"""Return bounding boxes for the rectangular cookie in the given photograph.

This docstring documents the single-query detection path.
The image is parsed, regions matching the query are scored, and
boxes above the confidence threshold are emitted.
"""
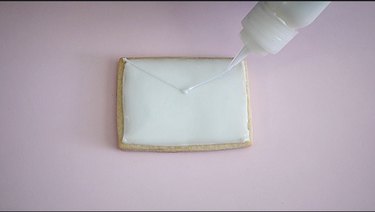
[117,57,253,152]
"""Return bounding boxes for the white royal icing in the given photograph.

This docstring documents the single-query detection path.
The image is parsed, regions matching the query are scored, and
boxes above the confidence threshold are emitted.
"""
[122,58,250,146]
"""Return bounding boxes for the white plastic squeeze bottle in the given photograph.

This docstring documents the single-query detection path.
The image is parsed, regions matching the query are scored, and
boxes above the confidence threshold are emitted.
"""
[182,1,331,94]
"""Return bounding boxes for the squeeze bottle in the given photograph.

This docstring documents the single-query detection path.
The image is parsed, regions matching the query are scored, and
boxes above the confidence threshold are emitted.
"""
[182,1,331,94]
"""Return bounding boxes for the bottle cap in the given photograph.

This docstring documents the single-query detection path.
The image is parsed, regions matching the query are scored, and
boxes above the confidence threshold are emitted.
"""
[240,2,298,55]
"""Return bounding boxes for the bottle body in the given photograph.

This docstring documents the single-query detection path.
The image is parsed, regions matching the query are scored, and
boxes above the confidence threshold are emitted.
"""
[240,1,330,55]
[182,1,331,93]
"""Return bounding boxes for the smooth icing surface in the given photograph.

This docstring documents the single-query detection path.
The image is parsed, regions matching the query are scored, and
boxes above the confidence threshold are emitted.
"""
[122,58,250,146]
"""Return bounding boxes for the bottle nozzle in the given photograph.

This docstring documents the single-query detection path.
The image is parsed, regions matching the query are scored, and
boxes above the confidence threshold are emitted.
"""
[181,46,250,94]
[227,46,250,71]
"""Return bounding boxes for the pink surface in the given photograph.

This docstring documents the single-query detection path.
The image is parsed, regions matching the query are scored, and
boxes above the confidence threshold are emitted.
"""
[1,2,375,210]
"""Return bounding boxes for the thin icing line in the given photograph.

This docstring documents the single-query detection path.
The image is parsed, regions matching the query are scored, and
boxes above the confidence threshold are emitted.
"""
[123,58,184,93]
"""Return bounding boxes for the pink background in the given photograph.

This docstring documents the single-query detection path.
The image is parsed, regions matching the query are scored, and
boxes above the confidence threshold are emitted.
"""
[1,2,375,210]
